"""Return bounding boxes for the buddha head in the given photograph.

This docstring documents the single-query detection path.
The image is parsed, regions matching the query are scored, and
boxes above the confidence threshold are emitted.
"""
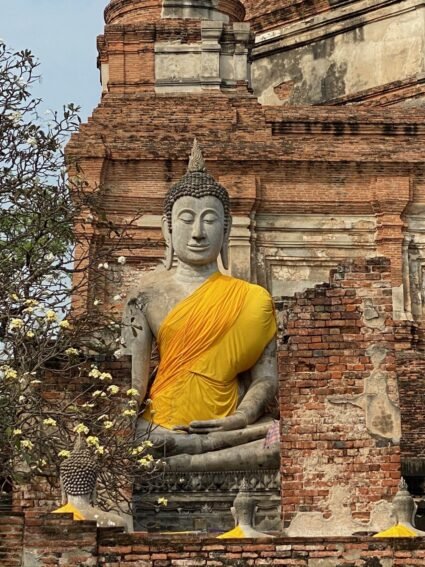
[163,140,232,270]
[60,441,98,500]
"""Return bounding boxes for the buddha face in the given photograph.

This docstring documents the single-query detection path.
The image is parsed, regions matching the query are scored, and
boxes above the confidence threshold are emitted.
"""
[170,195,226,266]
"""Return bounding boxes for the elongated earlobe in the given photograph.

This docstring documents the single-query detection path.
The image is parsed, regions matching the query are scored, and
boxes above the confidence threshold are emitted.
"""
[220,216,232,271]
[162,216,174,271]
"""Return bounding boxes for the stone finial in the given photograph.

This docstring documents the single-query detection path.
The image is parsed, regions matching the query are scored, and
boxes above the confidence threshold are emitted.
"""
[187,139,206,173]
[399,477,409,492]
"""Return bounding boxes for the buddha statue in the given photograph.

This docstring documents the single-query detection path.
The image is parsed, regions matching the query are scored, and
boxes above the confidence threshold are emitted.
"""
[53,441,128,530]
[122,140,279,472]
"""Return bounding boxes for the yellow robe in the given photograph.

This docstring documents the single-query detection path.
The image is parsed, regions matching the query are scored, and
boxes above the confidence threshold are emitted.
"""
[143,272,277,430]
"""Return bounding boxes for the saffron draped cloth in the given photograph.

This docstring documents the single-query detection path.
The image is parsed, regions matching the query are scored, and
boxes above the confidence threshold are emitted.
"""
[143,272,277,430]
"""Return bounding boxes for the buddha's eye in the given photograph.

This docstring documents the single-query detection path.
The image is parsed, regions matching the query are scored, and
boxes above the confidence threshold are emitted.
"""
[178,214,194,224]
[203,215,218,224]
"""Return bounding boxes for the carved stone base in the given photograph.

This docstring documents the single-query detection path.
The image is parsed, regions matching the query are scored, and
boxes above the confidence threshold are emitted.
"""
[133,469,280,533]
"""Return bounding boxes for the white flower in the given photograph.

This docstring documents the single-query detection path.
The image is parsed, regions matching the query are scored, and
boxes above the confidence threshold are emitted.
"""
[13,429,22,436]
[45,252,54,262]
[113,349,123,359]
[26,331,35,338]
[9,318,24,330]
[45,310,57,322]
[93,299,101,306]
[113,294,122,302]
[122,409,136,417]
[2,366,18,380]
[157,497,168,506]
[43,418,57,427]
[10,111,22,124]
[103,421,114,429]
[92,390,102,398]
[107,385,119,395]
[59,320,70,329]
[96,446,105,455]
[99,372,112,381]
[88,366,101,378]
[58,450,71,458]
[30,379,42,385]
[18,396,25,403]
[126,388,139,397]
[117,256,126,265]
[65,348,79,357]
[86,435,100,447]
[73,423,89,435]
[98,262,109,270]
[25,299,38,307]
[20,439,34,450]
[27,136,37,147]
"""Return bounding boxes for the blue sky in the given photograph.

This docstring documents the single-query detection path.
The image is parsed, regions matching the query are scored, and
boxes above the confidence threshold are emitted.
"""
[1,0,106,121]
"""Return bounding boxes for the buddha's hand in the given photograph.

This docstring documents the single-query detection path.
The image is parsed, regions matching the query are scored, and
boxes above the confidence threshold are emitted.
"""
[173,413,247,434]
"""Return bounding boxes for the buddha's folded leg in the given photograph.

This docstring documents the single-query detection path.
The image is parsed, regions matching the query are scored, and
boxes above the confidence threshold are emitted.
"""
[135,418,273,456]
[164,439,280,472]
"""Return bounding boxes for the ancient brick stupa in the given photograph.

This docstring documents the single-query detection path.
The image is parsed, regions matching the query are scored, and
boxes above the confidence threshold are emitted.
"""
[64,0,425,535]
[4,0,425,563]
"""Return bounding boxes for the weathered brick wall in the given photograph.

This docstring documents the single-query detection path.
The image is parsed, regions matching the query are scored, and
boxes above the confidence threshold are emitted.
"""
[397,351,425,462]
[23,512,97,567]
[277,258,402,532]
[243,0,337,32]
[3,513,425,566]
[0,513,24,567]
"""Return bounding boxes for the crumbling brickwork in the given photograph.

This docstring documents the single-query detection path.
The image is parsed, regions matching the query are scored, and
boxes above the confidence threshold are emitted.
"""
[277,258,401,532]
[3,512,425,566]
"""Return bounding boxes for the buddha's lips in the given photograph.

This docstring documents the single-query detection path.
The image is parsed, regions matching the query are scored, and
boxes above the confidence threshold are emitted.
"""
[188,246,209,251]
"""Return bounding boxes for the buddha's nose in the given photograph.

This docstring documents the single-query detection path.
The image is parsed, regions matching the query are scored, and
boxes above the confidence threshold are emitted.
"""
[192,218,206,241]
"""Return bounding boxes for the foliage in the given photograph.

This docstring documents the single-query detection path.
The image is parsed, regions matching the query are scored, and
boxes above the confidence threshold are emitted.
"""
[0,41,157,512]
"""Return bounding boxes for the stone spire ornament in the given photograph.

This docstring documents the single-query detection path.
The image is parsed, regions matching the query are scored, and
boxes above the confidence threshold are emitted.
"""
[187,138,207,173]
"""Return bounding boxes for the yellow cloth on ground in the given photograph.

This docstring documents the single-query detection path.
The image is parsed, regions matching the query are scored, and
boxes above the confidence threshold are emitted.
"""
[217,525,246,539]
[52,503,85,521]
[143,272,277,430]
[373,524,417,538]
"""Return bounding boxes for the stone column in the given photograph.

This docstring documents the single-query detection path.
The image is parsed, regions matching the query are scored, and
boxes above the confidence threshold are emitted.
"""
[201,21,223,89]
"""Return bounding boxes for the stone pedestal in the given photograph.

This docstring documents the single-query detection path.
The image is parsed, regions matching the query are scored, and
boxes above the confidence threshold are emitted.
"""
[133,470,280,533]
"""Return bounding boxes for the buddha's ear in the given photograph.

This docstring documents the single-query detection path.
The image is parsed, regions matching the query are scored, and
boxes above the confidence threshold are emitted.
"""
[220,215,232,271]
[161,216,174,271]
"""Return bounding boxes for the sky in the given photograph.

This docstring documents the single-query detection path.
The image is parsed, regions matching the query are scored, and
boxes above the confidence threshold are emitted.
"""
[1,0,107,121]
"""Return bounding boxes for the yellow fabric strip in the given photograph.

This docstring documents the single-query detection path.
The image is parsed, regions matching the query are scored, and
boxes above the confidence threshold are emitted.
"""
[373,524,417,538]
[52,503,86,521]
[151,272,250,398]
[217,525,246,539]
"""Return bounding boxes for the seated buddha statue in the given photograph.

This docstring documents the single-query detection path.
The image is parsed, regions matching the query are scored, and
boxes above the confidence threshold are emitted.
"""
[122,140,279,472]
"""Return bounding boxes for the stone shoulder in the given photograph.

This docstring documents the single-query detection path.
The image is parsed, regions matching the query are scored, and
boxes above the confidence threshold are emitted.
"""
[125,266,173,306]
